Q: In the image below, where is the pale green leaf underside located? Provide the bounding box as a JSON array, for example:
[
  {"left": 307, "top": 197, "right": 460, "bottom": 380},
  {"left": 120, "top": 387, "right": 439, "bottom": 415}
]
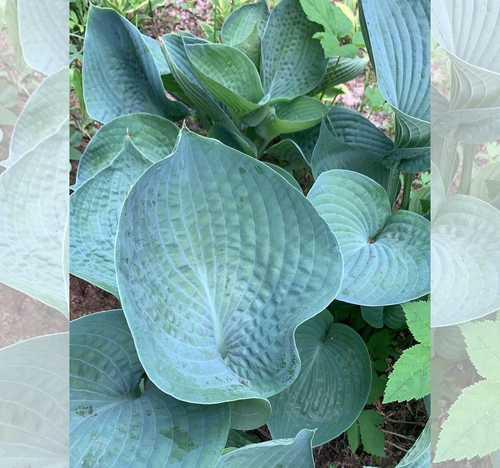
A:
[
  {"left": 221, "top": 0, "right": 269, "bottom": 65},
  {"left": 435, "top": 380, "right": 500, "bottom": 462},
  {"left": 217, "top": 429, "right": 315, "bottom": 468},
  {"left": 396, "top": 423, "right": 431, "bottom": 468},
  {"left": 229, "top": 399, "right": 271, "bottom": 431},
  {"left": 460, "top": 317, "right": 500, "bottom": 381},
  {"left": 75, "top": 112, "right": 179, "bottom": 187},
  {"left": 5, "top": 69, "right": 67, "bottom": 168},
  {"left": 17, "top": 0, "right": 67, "bottom": 75},
  {"left": 0, "top": 122, "right": 68, "bottom": 315},
  {"left": 260, "top": 0, "right": 327, "bottom": 104},
  {"left": 361, "top": 0, "right": 430, "bottom": 161},
  {"left": 383, "top": 344, "right": 430, "bottom": 403},
  {"left": 116, "top": 130, "right": 342, "bottom": 404},
  {"left": 186, "top": 43, "right": 263, "bottom": 118},
  {"left": 83, "top": 6, "right": 187, "bottom": 123},
  {"left": 308, "top": 170, "right": 430, "bottom": 306},
  {"left": 268, "top": 310, "right": 372, "bottom": 446},
  {"left": 71, "top": 139, "right": 152, "bottom": 297},
  {"left": 70, "top": 310, "right": 230, "bottom": 467},
  {"left": 311, "top": 107, "right": 393, "bottom": 188},
  {"left": 0, "top": 333, "right": 68, "bottom": 467}
]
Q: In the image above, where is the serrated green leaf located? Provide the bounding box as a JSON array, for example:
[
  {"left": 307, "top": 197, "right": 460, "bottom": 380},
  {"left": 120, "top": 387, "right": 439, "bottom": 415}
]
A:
[
  {"left": 367, "top": 369, "right": 386, "bottom": 404},
  {"left": 268, "top": 310, "right": 372, "bottom": 446},
  {"left": 361, "top": 0, "right": 430, "bottom": 169},
  {"left": 186, "top": 43, "right": 264, "bottom": 119},
  {"left": 0, "top": 333, "right": 68, "bottom": 466},
  {"left": 311, "top": 108, "right": 393, "bottom": 189},
  {"left": 83, "top": 6, "right": 188, "bottom": 123},
  {"left": 403, "top": 301, "right": 430, "bottom": 345},
  {"left": 116, "top": 130, "right": 343, "bottom": 404},
  {"left": 383, "top": 344, "right": 430, "bottom": 403},
  {"left": 435, "top": 380, "right": 500, "bottom": 463},
  {"left": 261, "top": 0, "right": 327, "bottom": 103},
  {"left": 71, "top": 138, "right": 152, "bottom": 297},
  {"left": 460, "top": 318, "right": 500, "bottom": 381},
  {"left": 347, "top": 422, "right": 360, "bottom": 453},
  {"left": 217, "top": 429, "right": 315, "bottom": 468},
  {"left": 358, "top": 410, "right": 385, "bottom": 457},
  {"left": 71, "top": 310, "right": 230, "bottom": 466},
  {"left": 75, "top": 113, "right": 179, "bottom": 187},
  {"left": 221, "top": 0, "right": 269, "bottom": 65},
  {"left": 308, "top": 170, "right": 430, "bottom": 306}
]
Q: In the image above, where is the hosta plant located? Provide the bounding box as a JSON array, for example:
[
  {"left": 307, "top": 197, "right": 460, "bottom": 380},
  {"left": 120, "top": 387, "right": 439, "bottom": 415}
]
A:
[{"left": 70, "top": 0, "right": 430, "bottom": 465}]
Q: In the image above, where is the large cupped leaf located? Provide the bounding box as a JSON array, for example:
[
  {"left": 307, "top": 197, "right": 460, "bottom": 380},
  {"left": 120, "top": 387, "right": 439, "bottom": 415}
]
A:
[
  {"left": 17, "top": 0, "right": 67, "bottom": 76},
  {"left": 268, "top": 310, "right": 372, "bottom": 446},
  {"left": 257, "top": 97, "right": 327, "bottom": 143},
  {"left": 311, "top": 107, "right": 394, "bottom": 188},
  {"left": 71, "top": 310, "right": 230, "bottom": 466},
  {"left": 116, "top": 130, "right": 343, "bottom": 404},
  {"left": 71, "top": 138, "right": 152, "bottom": 297},
  {"left": 75, "top": 113, "right": 179, "bottom": 187},
  {"left": 308, "top": 170, "right": 430, "bottom": 306},
  {"left": 221, "top": 0, "right": 269, "bottom": 66},
  {"left": 83, "top": 6, "right": 188, "bottom": 123},
  {"left": 0, "top": 333, "right": 68, "bottom": 467},
  {"left": 185, "top": 43, "right": 264, "bottom": 119},
  {"left": 161, "top": 33, "right": 256, "bottom": 156},
  {"left": 361, "top": 0, "right": 430, "bottom": 171},
  {"left": 260, "top": 0, "right": 327, "bottom": 104},
  {"left": 0, "top": 123, "right": 68, "bottom": 315},
  {"left": 217, "top": 429, "right": 315, "bottom": 468}
]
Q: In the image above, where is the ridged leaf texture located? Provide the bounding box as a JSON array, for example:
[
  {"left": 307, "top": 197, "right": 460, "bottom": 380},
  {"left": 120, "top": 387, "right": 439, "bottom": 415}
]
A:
[{"left": 116, "top": 130, "right": 343, "bottom": 404}]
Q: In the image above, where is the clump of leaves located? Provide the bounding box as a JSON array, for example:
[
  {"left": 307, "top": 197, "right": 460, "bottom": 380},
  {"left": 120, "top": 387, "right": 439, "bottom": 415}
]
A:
[{"left": 70, "top": 0, "right": 430, "bottom": 465}]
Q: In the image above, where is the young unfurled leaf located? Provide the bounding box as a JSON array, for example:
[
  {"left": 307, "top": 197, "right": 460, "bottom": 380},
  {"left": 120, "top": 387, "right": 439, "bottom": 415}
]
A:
[
  {"left": 383, "top": 301, "right": 430, "bottom": 403},
  {"left": 268, "top": 310, "right": 372, "bottom": 446},
  {"left": 116, "top": 130, "right": 343, "bottom": 404},
  {"left": 308, "top": 170, "right": 430, "bottom": 306}
]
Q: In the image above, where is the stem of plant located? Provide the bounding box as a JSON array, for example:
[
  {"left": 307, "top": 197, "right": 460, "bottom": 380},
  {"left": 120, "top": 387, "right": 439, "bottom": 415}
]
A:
[{"left": 401, "top": 173, "right": 412, "bottom": 210}]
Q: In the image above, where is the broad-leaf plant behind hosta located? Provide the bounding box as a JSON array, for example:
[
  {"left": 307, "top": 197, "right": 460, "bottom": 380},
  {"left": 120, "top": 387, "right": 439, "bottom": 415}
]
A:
[{"left": 71, "top": 0, "right": 430, "bottom": 465}]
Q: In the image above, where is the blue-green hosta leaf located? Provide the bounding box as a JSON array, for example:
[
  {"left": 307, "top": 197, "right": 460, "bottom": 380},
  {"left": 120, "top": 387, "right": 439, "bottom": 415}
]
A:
[
  {"left": 260, "top": 0, "right": 327, "bottom": 104},
  {"left": 71, "top": 138, "right": 152, "bottom": 297},
  {"left": 0, "top": 123, "right": 68, "bottom": 315},
  {"left": 268, "top": 310, "right": 372, "bottom": 446},
  {"left": 257, "top": 97, "right": 327, "bottom": 142},
  {"left": 185, "top": 43, "right": 264, "bottom": 119},
  {"left": 290, "top": 125, "right": 321, "bottom": 164},
  {"left": 361, "top": 0, "right": 430, "bottom": 168},
  {"left": 0, "top": 333, "right": 68, "bottom": 467},
  {"left": 3, "top": 69, "right": 67, "bottom": 168},
  {"left": 83, "top": 6, "right": 188, "bottom": 123},
  {"left": 221, "top": 0, "right": 269, "bottom": 66},
  {"left": 71, "top": 310, "right": 230, "bottom": 467},
  {"left": 229, "top": 399, "right": 271, "bottom": 431},
  {"left": 397, "top": 423, "right": 430, "bottom": 468},
  {"left": 312, "top": 56, "right": 368, "bottom": 95},
  {"left": 361, "top": 305, "right": 406, "bottom": 329},
  {"left": 75, "top": 113, "right": 179, "bottom": 187},
  {"left": 308, "top": 170, "right": 430, "bottom": 306},
  {"left": 311, "top": 107, "right": 394, "bottom": 188},
  {"left": 262, "top": 139, "right": 310, "bottom": 179},
  {"left": 161, "top": 34, "right": 256, "bottom": 156},
  {"left": 17, "top": 0, "right": 67, "bottom": 75},
  {"left": 361, "top": 306, "right": 384, "bottom": 328},
  {"left": 266, "top": 163, "right": 302, "bottom": 192},
  {"left": 116, "top": 130, "right": 343, "bottom": 404},
  {"left": 142, "top": 34, "right": 171, "bottom": 75},
  {"left": 217, "top": 429, "right": 314, "bottom": 468}
]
